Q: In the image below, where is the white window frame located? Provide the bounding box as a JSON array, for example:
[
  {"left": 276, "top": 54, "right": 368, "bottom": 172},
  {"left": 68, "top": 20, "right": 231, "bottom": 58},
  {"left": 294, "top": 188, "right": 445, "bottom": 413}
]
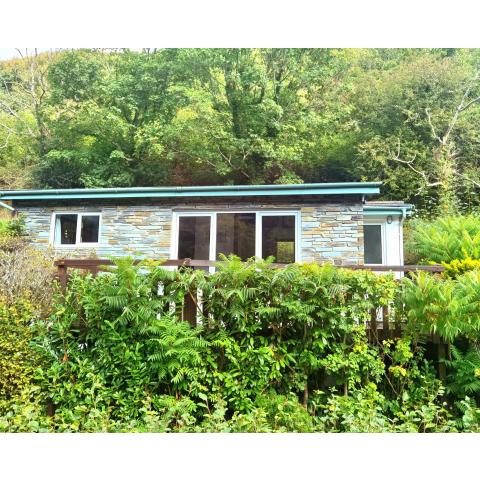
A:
[
  {"left": 363, "top": 221, "right": 386, "bottom": 266},
  {"left": 171, "top": 210, "right": 301, "bottom": 271},
  {"left": 50, "top": 212, "right": 102, "bottom": 248}
]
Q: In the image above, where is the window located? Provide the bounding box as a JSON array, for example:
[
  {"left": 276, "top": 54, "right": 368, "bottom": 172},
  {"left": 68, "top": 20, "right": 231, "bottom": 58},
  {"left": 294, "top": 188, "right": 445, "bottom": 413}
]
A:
[
  {"left": 173, "top": 211, "right": 299, "bottom": 266},
  {"left": 55, "top": 214, "right": 77, "bottom": 245},
  {"left": 261, "top": 215, "right": 296, "bottom": 264},
  {"left": 364, "top": 224, "right": 383, "bottom": 264},
  {"left": 53, "top": 213, "right": 100, "bottom": 246},
  {"left": 178, "top": 216, "right": 211, "bottom": 260},
  {"left": 81, "top": 215, "right": 100, "bottom": 243}
]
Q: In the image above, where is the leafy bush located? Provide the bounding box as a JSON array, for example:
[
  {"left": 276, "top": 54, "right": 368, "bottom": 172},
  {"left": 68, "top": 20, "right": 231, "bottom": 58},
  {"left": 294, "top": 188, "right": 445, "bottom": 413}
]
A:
[
  {"left": 442, "top": 257, "right": 480, "bottom": 278},
  {"left": 0, "top": 387, "right": 52, "bottom": 433},
  {"left": 25, "top": 257, "right": 404, "bottom": 429},
  {"left": 31, "top": 258, "right": 210, "bottom": 424},
  {"left": 402, "top": 268, "right": 480, "bottom": 409},
  {"left": 444, "top": 345, "right": 480, "bottom": 398},
  {"left": 0, "top": 298, "right": 41, "bottom": 399},
  {"left": 408, "top": 215, "right": 480, "bottom": 264},
  {"left": 0, "top": 216, "right": 26, "bottom": 239},
  {"left": 0, "top": 255, "right": 478, "bottom": 432},
  {"left": 317, "top": 383, "right": 391, "bottom": 433},
  {"left": 193, "top": 258, "right": 397, "bottom": 411},
  {"left": 403, "top": 270, "right": 480, "bottom": 342}
]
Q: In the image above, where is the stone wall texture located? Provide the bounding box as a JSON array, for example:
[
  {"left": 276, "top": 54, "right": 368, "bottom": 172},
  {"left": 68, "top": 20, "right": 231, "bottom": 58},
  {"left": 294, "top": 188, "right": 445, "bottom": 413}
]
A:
[{"left": 16, "top": 199, "right": 364, "bottom": 265}]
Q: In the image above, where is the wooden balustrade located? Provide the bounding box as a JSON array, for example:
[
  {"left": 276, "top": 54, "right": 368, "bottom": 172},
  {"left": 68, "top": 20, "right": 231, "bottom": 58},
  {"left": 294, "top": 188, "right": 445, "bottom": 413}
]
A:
[{"left": 53, "top": 258, "right": 444, "bottom": 337}]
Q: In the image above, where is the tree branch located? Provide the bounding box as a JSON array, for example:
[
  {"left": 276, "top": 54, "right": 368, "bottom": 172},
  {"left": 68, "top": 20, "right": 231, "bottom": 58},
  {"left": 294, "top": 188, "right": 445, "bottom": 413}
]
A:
[
  {"left": 389, "top": 139, "right": 442, "bottom": 190},
  {"left": 455, "top": 171, "right": 480, "bottom": 189}
]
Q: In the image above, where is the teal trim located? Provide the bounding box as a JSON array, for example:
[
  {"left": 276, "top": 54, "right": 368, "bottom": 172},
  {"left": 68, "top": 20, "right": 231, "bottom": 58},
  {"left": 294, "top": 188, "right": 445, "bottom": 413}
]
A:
[
  {"left": 363, "top": 205, "right": 413, "bottom": 217},
  {"left": 1, "top": 182, "right": 381, "bottom": 201},
  {"left": 0, "top": 201, "right": 15, "bottom": 211}
]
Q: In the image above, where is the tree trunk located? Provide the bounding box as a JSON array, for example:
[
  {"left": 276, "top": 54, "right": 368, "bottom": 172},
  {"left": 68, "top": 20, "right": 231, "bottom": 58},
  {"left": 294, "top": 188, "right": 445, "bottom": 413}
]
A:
[{"left": 303, "top": 382, "right": 309, "bottom": 408}]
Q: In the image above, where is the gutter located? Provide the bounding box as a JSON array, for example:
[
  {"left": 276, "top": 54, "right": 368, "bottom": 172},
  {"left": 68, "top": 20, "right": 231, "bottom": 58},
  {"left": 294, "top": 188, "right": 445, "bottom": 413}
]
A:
[
  {"left": 363, "top": 205, "right": 414, "bottom": 217},
  {"left": 0, "top": 182, "right": 382, "bottom": 202}
]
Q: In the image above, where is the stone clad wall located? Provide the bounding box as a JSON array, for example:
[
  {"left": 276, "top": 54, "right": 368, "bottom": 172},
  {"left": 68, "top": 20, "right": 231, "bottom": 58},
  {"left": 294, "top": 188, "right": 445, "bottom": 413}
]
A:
[
  {"left": 18, "top": 205, "right": 172, "bottom": 259},
  {"left": 16, "top": 199, "right": 364, "bottom": 265},
  {"left": 301, "top": 203, "right": 363, "bottom": 265}
]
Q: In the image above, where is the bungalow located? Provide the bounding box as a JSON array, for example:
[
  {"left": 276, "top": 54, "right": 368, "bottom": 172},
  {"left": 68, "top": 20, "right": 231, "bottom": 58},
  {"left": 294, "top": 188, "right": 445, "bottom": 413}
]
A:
[{"left": 0, "top": 182, "right": 412, "bottom": 267}]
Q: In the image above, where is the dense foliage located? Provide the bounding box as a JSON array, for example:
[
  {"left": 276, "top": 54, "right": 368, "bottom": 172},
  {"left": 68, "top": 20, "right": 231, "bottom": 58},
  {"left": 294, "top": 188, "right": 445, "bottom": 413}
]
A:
[
  {"left": 408, "top": 214, "right": 480, "bottom": 264},
  {"left": 0, "top": 227, "right": 479, "bottom": 431},
  {"left": 1, "top": 49, "right": 480, "bottom": 213}
]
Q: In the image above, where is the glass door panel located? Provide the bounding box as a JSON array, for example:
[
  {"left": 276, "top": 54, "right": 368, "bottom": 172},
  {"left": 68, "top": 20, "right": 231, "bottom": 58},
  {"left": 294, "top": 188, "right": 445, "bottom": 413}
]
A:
[
  {"left": 261, "top": 215, "right": 296, "bottom": 263},
  {"left": 178, "top": 216, "right": 211, "bottom": 270},
  {"left": 364, "top": 224, "right": 383, "bottom": 264},
  {"left": 216, "top": 212, "right": 256, "bottom": 260}
]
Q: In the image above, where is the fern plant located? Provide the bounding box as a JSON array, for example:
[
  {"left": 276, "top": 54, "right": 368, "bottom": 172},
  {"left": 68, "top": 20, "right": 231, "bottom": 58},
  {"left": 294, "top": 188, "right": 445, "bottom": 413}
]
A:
[
  {"left": 402, "top": 270, "right": 480, "bottom": 342},
  {"left": 408, "top": 215, "right": 480, "bottom": 264},
  {"left": 146, "top": 315, "right": 208, "bottom": 392},
  {"left": 445, "top": 345, "right": 480, "bottom": 397}
]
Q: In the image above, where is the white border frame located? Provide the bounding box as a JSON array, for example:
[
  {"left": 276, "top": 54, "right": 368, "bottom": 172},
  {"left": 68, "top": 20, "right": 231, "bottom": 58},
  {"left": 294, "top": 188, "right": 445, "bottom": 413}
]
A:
[
  {"left": 363, "top": 221, "right": 386, "bottom": 266},
  {"left": 49, "top": 212, "right": 102, "bottom": 248},
  {"left": 171, "top": 209, "right": 301, "bottom": 270}
]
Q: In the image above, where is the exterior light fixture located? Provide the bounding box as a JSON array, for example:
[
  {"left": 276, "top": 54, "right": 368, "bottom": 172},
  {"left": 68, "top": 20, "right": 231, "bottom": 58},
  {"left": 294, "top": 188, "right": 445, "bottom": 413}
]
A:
[{"left": 387, "top": 215, "right": 393, "bottom": 224}]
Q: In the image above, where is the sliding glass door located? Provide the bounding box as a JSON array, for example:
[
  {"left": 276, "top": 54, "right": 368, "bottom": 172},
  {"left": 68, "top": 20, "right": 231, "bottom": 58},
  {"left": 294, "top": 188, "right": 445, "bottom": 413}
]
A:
[
  {"left": 216, "top": 212, "right": 256, "bottom": 260},
  {"left": 176, "top": 214, "right": 214, "bottom": 271},
  {"left": 178, "top": 216, "right": 211, "bottom": 260},
  {"left": 260, "top": 214, "right": 296, "bottom": 264},
  {"left": 174, "top": 211, "right": 299, "bottom": 268}
]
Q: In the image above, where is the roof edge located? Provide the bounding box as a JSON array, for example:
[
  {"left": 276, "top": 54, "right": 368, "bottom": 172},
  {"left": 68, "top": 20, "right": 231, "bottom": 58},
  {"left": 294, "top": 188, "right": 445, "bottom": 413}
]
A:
[
  {"left": 1, "top": 182, "right": 382, "bottom": 201},
  {"left": 363, "top": 204, "right": 413, "bottom": 216}
]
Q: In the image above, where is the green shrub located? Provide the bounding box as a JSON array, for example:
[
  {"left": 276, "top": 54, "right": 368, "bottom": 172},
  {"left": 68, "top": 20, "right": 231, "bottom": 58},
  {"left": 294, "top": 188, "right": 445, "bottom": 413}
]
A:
[
  {"left": 456, "top": 397, "right": 480, "bottom": 432},
  {"left": 408, "top": 215, "right": 480, "bottom": 264},
  {"left": 317, "top": 383, "right": 391, "bottom": 432},
  {"left": 2, "top": 254, "right": 477, "bottom": 432},
  {"left": 0, "top": 297, "right": 40, "bottom": 399},
  {"left": 444, "top": 345, "right": 480, "bottom": 398},
  {"left": 0, "top": 387, "right": 52, "bottom": 433},
  {"left": 33, "top": 258, "right": 210, "bottom": 423},
  {"left": 442, "top": 257, "right": 480, "bottom": 278},
  {"left": 403, "top": 270, "right": 480, "bottom": 342},
  {"left": 0, "top": 216, "right": 25, "bottom": 238},
  {"left": 193, "top": 258, "right": 397, "bottom": 412},
  {"left": 27, "top": 256, "right": 402, "bottom": 429}
]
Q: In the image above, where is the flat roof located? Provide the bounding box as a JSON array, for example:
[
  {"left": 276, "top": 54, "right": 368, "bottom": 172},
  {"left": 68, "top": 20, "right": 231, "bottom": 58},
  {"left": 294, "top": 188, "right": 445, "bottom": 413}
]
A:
[{"left": 0, "top": 182, "right": 382, "bottom": 201}]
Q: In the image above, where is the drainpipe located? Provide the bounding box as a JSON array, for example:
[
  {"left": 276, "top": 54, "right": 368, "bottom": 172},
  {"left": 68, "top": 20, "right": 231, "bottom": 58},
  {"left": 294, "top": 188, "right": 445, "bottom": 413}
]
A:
[{"left": 399, "top": 207, "right": 408, "bottom": 266}]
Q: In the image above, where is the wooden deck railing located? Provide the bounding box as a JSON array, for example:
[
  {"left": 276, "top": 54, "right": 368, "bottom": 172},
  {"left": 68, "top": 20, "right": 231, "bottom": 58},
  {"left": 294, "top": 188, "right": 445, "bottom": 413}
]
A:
[
  {"left": 53, "top": 258, "right": 445, "bottom": 289},
  {"left": 53, "top": 258, "right": 444, "bottom": 337}
]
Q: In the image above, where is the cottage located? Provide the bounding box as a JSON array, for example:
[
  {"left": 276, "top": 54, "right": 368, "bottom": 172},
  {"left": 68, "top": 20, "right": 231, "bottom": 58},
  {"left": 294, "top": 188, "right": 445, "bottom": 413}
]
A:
[{"left": 0, "top": 182, "right": 412, "bottom": 267}]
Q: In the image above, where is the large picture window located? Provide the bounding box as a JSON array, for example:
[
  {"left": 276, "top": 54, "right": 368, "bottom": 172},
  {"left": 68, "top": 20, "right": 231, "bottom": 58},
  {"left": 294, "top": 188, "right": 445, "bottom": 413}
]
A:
[
  {"left": 52, "top": 213, "right": 101, "bottom": 246},
  {"left": 173, "top": 211, "right": 299, "bottom": 266}
]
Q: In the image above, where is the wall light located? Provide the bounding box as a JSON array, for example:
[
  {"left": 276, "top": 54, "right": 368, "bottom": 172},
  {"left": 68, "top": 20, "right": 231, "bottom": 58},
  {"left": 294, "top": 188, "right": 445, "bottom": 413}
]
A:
[{"left": 387, "top": 215, "right": 393, "bottom": 224}]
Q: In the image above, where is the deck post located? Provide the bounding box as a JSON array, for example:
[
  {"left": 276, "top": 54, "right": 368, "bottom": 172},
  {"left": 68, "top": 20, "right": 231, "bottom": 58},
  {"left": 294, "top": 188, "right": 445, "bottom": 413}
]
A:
[
  {"left": 437, "top": 341, "right": 447, "bottom": 384},
  {"left": 57, "top": 262, "right": 68, "bottom": 290},
  {"left": 382, "top": 305, "right": 390, "bottom": 337}
]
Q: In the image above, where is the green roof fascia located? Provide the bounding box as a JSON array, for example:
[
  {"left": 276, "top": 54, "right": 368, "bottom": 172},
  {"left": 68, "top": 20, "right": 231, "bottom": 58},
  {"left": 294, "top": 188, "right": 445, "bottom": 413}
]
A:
[
  {"left": 0, "top": 182, "right": 381, "bottom": 201},
  {"left": 363, "top": 205, "right": 413, "bottom": 217}
]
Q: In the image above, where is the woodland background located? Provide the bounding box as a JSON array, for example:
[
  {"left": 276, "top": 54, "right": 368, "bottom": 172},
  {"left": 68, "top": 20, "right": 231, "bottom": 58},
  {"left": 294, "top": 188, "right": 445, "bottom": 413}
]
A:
[{"left": 1, "top": 48, "right": 480, "bottom": 214}]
